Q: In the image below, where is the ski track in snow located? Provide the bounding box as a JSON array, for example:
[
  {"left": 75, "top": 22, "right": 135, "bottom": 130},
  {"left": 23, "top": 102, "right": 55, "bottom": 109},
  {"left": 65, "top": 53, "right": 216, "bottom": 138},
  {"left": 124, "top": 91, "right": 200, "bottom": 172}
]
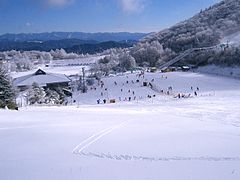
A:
[
  {"left": 72, "top": 120, "right": 131, "bottom": 154},
  {"left": 75, "top": 151, "right": 240, "bottom": 162},
  {"left": 72, "top": 119, "right": 240, "bottom": 162}
]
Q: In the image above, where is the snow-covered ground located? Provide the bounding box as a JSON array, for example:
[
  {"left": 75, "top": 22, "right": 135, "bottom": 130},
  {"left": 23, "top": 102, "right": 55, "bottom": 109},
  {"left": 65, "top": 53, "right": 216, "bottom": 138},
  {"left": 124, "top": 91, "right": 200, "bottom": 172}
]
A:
[
  {"left": 197, "top": 65, "right": 240, "bottom": 79},
  {"left": 49, "top": 56, "right": 103, "bottom": 67},
  {"left": 72, "top": 71, "right": 239, "bottom": 105},
  {"left": 222, "top": 31, "right": 240, "bottom": 46},
  {"left": 11, "top": 55, "right": 102, "bottom": 78},
  {"left": 1, "top": 72, "right": 240, "bottom": 180}
]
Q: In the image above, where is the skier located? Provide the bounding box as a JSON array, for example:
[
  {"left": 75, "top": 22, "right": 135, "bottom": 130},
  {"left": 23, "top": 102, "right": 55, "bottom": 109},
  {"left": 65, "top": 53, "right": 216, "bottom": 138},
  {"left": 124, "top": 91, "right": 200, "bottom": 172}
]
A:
[
  {"left": 194, "top": 91, "right": 198, "bottom": 96},
  {"left": 178, "top": 93, "right": 181, "bottom": 98}
]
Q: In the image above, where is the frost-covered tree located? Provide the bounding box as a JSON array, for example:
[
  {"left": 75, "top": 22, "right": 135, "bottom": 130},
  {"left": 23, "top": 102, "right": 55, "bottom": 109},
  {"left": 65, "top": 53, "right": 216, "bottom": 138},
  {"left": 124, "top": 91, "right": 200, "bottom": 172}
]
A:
[
  {"left": 53, "top": 87, "right": 67, "bottom": 104},
  {"left": 28, "top": 82, "right": 46, "bottom": 105},
  {"left": 133, "top": 0, "right": 240, "bottom": 67},
  {"left": 45, "top": 89, "right": 60, "bottom": 105},
  {"left": 131, "top": 40, "right": 175, "bottom": 67},
  {"left": 0, "top": 66, "right": 16, "bottom": 109},
  {"left": 118, "top": 52, "right": 136, "bottom": 71},
  {"left": 50, "top": 49, "right": 79, "bottom": 59}
]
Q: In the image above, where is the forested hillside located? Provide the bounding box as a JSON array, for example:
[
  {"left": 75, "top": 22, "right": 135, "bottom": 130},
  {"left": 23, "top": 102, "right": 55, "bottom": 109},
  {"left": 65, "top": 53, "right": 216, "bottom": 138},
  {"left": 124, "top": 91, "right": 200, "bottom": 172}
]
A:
[{"left": 131, "top": 0, "right": 240, "bottom": 67}]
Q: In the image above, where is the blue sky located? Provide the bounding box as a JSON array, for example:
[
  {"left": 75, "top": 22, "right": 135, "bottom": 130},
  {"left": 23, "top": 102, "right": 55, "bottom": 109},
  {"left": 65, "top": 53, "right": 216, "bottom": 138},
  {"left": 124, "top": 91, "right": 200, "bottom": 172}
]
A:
[{"left": 0, "top": 0, "right": 220, "bottom": 35}]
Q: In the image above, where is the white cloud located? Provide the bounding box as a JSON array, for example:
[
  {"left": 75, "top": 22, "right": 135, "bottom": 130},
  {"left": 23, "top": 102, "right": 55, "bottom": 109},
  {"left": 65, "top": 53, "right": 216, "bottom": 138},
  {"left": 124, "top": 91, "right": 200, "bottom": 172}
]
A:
[
  {"left": 25, "top": 22, "right": 32, "bottom": 27},
  {"left": 119, "top": 0, "right": 146, "bottom": 13},
  {"left": 44, "top": 0, "right": 73, "bottom": 7}
]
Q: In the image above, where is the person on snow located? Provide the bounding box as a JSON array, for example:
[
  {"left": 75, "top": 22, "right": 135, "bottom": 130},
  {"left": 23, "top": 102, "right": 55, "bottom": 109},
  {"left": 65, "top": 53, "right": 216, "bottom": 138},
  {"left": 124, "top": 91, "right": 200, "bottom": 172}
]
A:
[
  {"left": 194, "top": 91, "right": 198, "bottom": 96},
  {"left": 178, "top": 93, "right": 181, "bottom": 98}
]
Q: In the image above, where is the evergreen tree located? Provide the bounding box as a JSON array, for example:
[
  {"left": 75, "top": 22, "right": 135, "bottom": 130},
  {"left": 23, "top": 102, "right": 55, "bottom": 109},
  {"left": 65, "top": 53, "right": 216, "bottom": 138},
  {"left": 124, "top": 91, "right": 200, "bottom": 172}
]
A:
[
  {"left": 45, "top": 89, "right": 60, "bottom": 105},
  {"left": 28, "top": 82, "right": 46, "bottom": 105},
  {"left": 53, "top": 87, "right": 66, "bottom": 104},
  {"left": 0, "top": 66, "right": 16, "bottom": 109}
]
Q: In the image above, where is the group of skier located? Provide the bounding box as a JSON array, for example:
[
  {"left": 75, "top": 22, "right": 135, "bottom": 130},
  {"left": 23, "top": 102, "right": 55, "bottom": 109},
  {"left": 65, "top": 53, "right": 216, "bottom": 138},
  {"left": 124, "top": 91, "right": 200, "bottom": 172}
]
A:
[{"left": 95, "top": 72, "right": 201, "bottom": 104}]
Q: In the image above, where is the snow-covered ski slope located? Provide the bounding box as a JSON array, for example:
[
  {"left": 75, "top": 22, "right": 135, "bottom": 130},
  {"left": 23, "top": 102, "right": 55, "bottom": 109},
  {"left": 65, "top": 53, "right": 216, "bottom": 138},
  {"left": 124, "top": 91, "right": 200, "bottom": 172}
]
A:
[
  {"left": 1, "top": 71, "right": 240, "bottom": 180},
  {"left": 72, "top": 71, "right": 239, "bottom": 105},
  {"left": 222, "top": 31, "right": 240, "bottom": 46}
]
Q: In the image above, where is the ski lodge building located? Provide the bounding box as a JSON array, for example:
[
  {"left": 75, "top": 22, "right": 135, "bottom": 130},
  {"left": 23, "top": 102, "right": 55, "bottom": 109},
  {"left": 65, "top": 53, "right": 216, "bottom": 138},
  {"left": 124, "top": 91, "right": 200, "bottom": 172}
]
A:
[{"left": 13, "top": 69, "right": 71, "bottom": 91}]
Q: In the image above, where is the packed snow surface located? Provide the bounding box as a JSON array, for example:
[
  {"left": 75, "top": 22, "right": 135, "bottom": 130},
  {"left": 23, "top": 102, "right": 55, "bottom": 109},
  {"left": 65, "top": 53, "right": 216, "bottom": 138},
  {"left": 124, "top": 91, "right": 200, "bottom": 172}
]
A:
[
  {"left": 1, "top": 72, "right": 240, "bottom": 180},
  {"left": 197, "top": 65, "right": 240, "bottom": 79},
  {"left": 222, "top": 31, "right": 240, "bottom": 46}
]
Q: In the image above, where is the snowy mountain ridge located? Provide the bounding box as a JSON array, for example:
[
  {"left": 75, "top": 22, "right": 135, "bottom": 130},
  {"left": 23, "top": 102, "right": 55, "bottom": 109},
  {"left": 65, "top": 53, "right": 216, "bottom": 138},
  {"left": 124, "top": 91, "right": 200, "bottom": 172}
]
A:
[{"left": 129, "top": 0, "right": 240, "bottom": 67}]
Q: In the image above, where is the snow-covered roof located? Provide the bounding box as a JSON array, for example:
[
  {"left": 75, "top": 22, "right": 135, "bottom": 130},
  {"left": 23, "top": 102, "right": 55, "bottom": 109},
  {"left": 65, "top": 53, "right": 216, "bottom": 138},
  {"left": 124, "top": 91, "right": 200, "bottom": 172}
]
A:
[{"left": 13, "top": 69, "right": 71, "bottom": 87}]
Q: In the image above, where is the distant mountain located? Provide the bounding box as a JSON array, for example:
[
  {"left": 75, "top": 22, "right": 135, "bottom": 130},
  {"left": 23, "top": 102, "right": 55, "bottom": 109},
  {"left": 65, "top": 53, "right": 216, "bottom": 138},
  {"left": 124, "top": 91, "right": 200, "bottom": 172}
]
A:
[
  {"left": 0, "top": 39, "right": 136, "bottom": 54},
  {"left": 0, "top": 32, "right": 148, "bottom": 42},
  {"left": 0, "top": 39, "right": 97, "bottom": 52},
  {"left": 0, "top": 32, "right": 147, "bottom": 54},
  {"left": 66, "top": 41, "right": 134, "bottom": 54}
]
